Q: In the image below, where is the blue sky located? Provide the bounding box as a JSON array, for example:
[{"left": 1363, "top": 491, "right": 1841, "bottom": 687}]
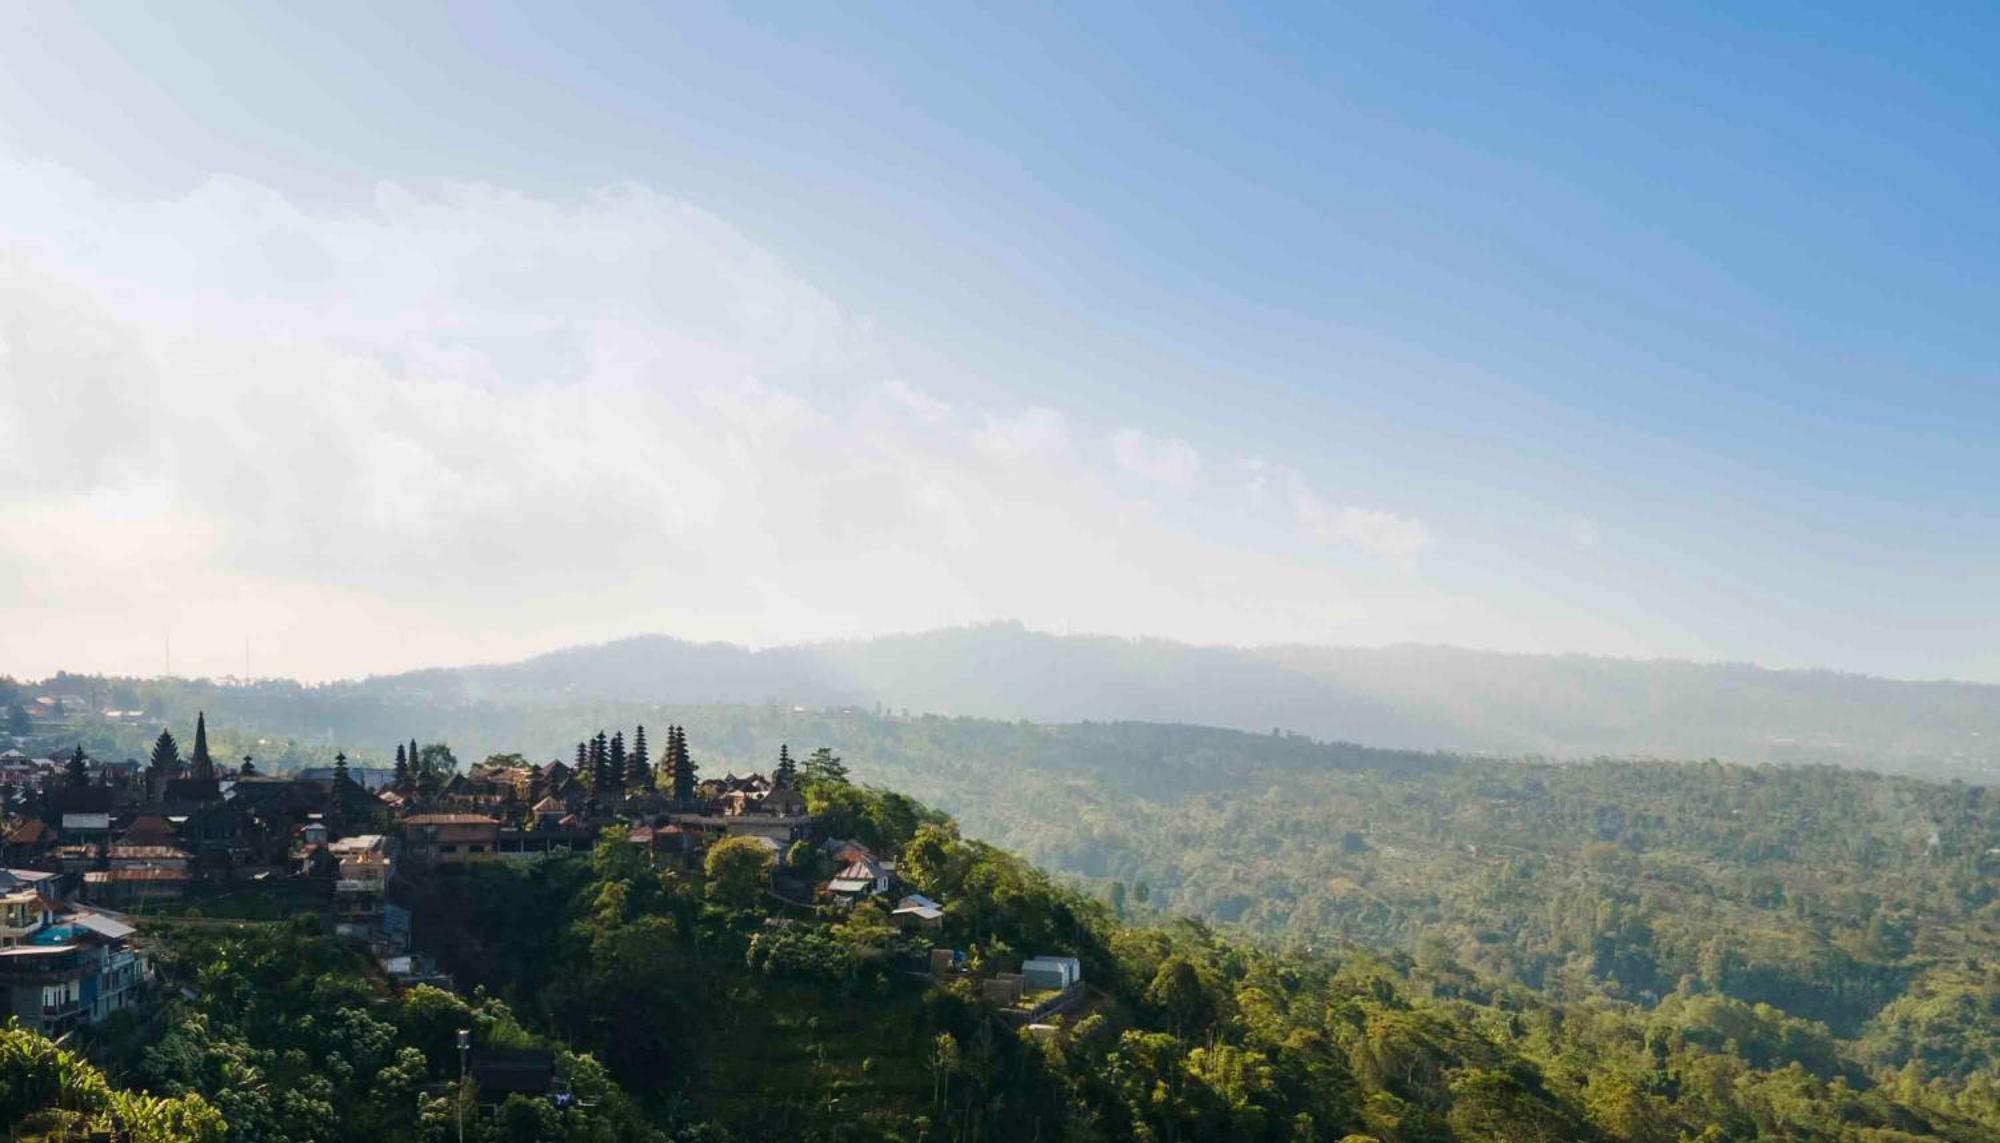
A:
[{"left": 1, "top": 3, "right": 1996, "bottom": 681}]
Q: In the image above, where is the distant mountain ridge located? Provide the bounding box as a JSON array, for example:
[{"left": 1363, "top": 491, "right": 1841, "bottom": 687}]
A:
[{"left": 370, "top": 623, "right": 2000, "bottom": 779}]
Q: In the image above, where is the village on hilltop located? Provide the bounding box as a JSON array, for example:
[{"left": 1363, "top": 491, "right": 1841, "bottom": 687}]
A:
[{"left": 1, "top": 709, "right": 1088, "bottom": 1087}]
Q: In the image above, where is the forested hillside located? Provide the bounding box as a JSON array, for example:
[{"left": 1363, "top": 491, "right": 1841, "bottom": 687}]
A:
[
  {"left": 26, "top": 782, "right": 1993, "bottom": 1141},
  {"left": 405, "top": 787, "right": 2000, "bottom": 1140},
  {"left": 19, "top": 677, "right": 2000, "bottom": 1136},
  {"left": 38, "top": 687, "right": 2000, "bottom": 1042}
]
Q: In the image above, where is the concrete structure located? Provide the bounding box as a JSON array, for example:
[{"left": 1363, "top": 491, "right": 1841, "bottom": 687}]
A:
[
  {"left": 0, "top": 871, "right": 151, "bottom": 1036},
  {"left": 1021, "top": 955, "right": 1082, "bottom": 991},
  {"left": 0, "top": 869, "right": 59, "bottom": 946},
  {"left": 58, "top": 812, "right": 111, "bottom": 854},
  {"left": 83, "top": 867, "right": 189, "bottom": 903},
  {"left": 665, "top": 808, "right": 812, "bottom": 846},
  {"left": 494, "top": 826, "right": 592, "bottom": 860},
  {"left": 83, "top": 846, "right": 192, "bottom": 903},
  {"left": 401, "top": 814, "right": 501, "bottom": 865},
  {"left": 929, "top": 947, "right": 963, "bottom": 978},
  {"left": 332, "top": 838, "right": 394, "bottom": 940}
]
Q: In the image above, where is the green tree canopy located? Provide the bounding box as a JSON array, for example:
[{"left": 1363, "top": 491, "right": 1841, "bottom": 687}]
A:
[
  {"left": 704, "top": 835, "right": 775, "bottom": 910},
  {"left": 149, "top": 728, "right": 182, "bottom": 778},
  {"left": 803, "top": 746, "right": 849, "bottom": 786}
]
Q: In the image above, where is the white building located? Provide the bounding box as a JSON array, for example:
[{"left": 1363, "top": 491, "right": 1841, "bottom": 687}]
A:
[{"left": 1021, "top": 955, "right": 1082, "bottom": 991}]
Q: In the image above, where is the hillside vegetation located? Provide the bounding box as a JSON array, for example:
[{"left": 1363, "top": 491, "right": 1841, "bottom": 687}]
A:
[
  {"left": 58, "top": 780, "right": 1994, "bottom": 1141},
  {"left": 18, "top": 676, "right": 2000, "bottom": 1137}
]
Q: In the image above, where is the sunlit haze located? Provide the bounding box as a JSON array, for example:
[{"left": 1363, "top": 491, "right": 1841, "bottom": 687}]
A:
[{"left": 4, "top": 4, "right": 1997, "bottom": 682}]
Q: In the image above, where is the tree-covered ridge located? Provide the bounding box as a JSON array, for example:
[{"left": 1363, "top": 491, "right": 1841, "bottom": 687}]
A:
[
  {"left": 3, "top": 761, "right": 1993, "bottom": 1139},
  {"left": 31, "top": 619, "right": 2000, "bottom": 776},
  {"left": 820, "top": 720, "right": 2000, "bottom": 1098},
  {"left": 18, "top": 687, "right": 2000, "bottom": 1134},
  {"left": 387, "top": 779, "right": 1996, "bottom": 1140}
]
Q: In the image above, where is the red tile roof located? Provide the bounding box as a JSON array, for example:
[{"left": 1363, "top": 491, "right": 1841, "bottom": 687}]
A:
[{"left": 4, "top": 820, "right": 54, "bottom": 845}]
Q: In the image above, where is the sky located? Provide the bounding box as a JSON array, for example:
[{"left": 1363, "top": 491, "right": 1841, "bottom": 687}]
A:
[{"left": 1, "top": 2, "right": 1997, "bottom": 683}]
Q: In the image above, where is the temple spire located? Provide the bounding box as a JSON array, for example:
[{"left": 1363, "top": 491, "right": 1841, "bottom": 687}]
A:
[{"left": 190, "top": 711, "right": 215, "bottom": 781}]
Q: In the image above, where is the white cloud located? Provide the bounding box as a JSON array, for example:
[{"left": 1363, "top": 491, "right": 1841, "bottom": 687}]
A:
[
  {"left": 1110, "top": 427, "right": 1201, "bottom": 491},
  {"left": 1292, "top": 484, "right": 1433, "bottom": 565},
  {"left": 0, "top": 158, "right": 1458, "bottom": 680},
  {"left": 971, "top": 406, "right": 1068, "bottom": 458}
]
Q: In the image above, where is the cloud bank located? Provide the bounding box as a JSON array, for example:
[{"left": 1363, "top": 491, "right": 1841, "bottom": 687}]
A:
[
  {"left": 0, "top": 158, "right": 1476, "bottom": 680},
  {"left": 1110, "top": 427, "right": 1201, "bottom": 490}
]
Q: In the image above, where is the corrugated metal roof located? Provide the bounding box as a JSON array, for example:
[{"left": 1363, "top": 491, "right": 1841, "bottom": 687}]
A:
[
  {"left": 70, "top": 911, "right": 138, "bottom": 939},
  {"left": 107, "top": 846, "right": 190, "bottom": 860},
  {"left": 403, "top": 814, "right": 499, "bottom": 825},
  {"left": 0, "top": 944, "right": 73, "bottom": 958}
]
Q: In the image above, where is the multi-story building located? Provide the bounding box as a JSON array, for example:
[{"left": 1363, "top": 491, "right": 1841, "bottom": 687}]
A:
[
  {"left": 0, "top": 868, "right": 58, "bottom": 945},
  {"left": 0, "top": 868, "right": 152, "bottom": 1037},
  {"left": 401, "top": 814, "right": 501, "bottom": 866},
  {"left": 330, "top": 834, "right": 394, "bottom": 940},
  {"left": 82, "top": 845, "right": 193, "bottom": 904}
]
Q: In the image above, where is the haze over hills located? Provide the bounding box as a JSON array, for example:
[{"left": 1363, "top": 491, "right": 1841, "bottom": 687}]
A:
[{"left": 361, "top": 623, "right": 2000, "bottom": 779}]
